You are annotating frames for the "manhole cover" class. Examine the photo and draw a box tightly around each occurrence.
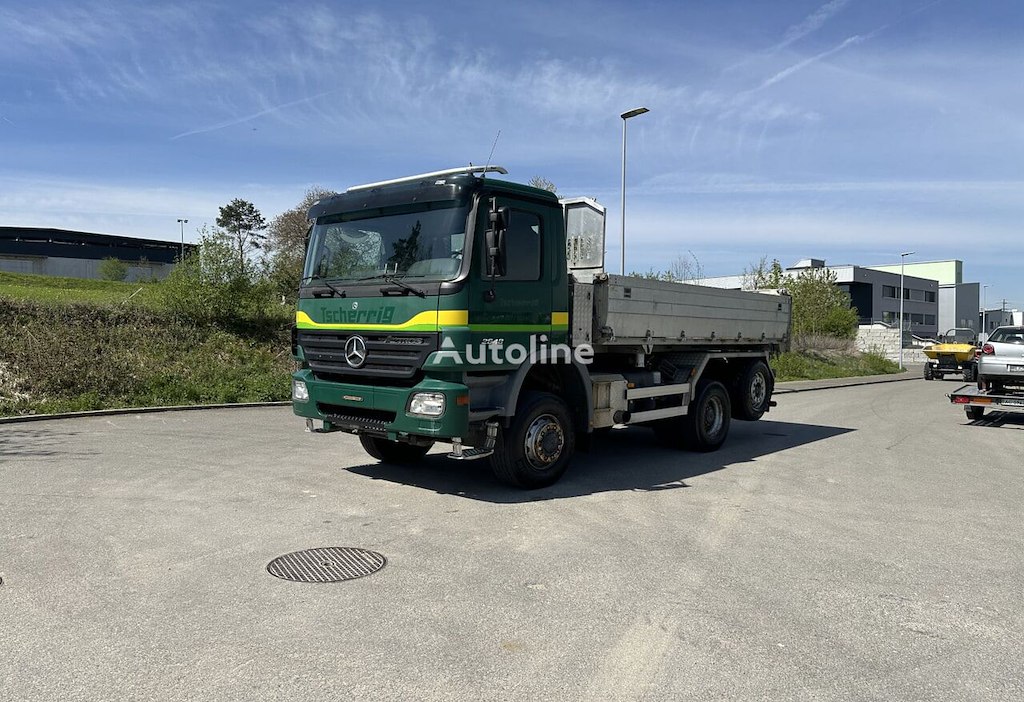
[267,547,386,583]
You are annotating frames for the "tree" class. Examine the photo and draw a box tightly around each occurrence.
[787,267,859,339]
[669,251,704,284]
[629,251,705,283]
[216,198,267,274]
[742,257,858,341]
[528,176,558,194]
[742,256,785,290]
[264,186,337,301]
[98,257,128,282]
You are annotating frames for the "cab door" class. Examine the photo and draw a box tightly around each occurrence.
[467,195,555,369]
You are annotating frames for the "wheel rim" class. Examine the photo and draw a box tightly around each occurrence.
[524,414,565,470]
[702,395,725,438]
[749,372,767,408]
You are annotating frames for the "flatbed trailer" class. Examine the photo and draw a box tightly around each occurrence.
[948,384,1024,420]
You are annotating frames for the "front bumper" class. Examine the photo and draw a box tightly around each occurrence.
[291,369,469,440]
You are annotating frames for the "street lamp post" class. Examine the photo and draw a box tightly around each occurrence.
[899,251,915,370]
[619,106,649,275]
[177,218,188,261]
[982,284,989,339]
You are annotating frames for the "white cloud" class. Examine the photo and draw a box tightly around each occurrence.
[773,0,852,52]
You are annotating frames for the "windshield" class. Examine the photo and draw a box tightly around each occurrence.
[988,327,1024,344]
[303,202,470,284]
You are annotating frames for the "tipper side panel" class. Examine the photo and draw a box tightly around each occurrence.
[592,274,791,347]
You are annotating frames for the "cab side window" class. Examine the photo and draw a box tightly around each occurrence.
[485,209,541,281]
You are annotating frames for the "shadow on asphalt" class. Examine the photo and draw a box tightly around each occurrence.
[966,413,1024,430]
[0,426,94,461]
[345,418,853,503]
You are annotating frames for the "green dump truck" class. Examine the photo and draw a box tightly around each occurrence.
[291,166,792,488]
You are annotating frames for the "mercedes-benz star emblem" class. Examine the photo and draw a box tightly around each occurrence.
[344,335,367,369]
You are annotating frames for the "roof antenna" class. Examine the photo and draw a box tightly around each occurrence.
[482,129,501,177]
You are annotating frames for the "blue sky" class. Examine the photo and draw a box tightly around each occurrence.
[2,0,1022,308]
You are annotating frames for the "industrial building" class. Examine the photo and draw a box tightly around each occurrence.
[0,227,192,281]
[699,258,949,340]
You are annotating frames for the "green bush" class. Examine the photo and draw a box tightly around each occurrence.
[155,233,289,338]
[98,257,129,282]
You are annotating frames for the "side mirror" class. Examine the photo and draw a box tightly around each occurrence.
[485,201,509,278]
[485,228,506,277]
[484,200,510,301]
[490,205,511,231]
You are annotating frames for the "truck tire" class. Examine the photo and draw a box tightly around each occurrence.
[359,435,432,464]
[489,392,575,489]
[966,406,985,420]
[924,364,934,380]
[684,381,731,452]
[732,360,772,421]
[656,381,731,452]
[963,365,975,382]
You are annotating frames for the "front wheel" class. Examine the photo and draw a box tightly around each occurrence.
[359,435,432,464]
[489,392,576,489]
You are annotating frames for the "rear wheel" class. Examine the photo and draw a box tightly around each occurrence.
[966,406,985,420]
[489,392,576,489]
[685,382,731,452]
[359,435,432,464]
[924,364,934,380]
[963,365,975,382]
[656,381,731,452]
[731,360,772,421]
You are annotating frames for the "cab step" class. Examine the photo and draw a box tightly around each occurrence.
[446,422,498,461]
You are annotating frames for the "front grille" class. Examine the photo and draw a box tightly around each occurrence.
[299,331,438,382]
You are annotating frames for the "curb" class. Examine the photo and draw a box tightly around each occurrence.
[0,401,291,425]
[1,368,933,423]
[773,368,923,394]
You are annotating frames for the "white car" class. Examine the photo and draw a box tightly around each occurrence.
[977,326,1024,392]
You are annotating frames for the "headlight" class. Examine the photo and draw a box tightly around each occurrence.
[292,380,309,402]
[408,392,445,417]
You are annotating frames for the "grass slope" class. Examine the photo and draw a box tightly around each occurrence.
[771,349,901,381]
[1,271,901,415]
[0,271,162,307]
[0,296,292,417]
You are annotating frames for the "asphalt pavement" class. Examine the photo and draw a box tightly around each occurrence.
[1,375,1021,701]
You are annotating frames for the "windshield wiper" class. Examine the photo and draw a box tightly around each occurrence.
[380,273,426,298]
[299,275,346,298]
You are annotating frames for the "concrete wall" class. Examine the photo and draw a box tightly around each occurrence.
[856,326,928,363]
